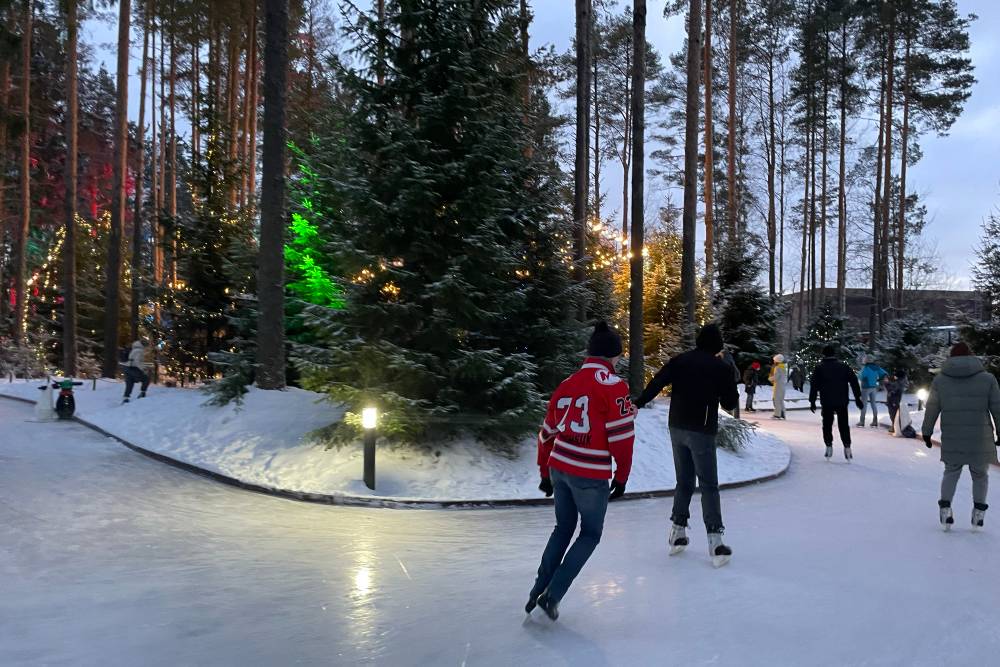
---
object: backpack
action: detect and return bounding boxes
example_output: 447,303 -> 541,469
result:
902,424 -> 917,439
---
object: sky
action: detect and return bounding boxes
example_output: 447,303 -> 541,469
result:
82,0 -> 999,289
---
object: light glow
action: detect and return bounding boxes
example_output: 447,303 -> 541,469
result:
362,407 -> 378,430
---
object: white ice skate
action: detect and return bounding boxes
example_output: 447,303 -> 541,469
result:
668,524 -> 689,556
940,506 -> 954,531
972,507 -> 986,531
708,532 -> 732,568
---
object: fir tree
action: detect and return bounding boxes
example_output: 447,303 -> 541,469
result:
792,300 -> 863,372
972,209 -> 1000,317
295,0 -> 581,444
873,312 -> 941,386
713,240 -> 784,369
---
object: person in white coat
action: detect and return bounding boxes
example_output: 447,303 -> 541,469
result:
770,354 -> 788,420
122,340 -> 150,403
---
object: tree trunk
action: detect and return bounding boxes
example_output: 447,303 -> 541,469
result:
151,11 -> 161,298
896,34 -> 911,306
169,5 -> 177,286
0,59 -> 8,322
726,0 -> 737,241
836,20 -> 848,315
880,7 -> 895,329
798,106 -> 809,332
14,0 -> 31,346
63,0 -> 79,375
681,0 -> 702,327
248,22 -> 259,204
103,0 -> 131,377
628,0 -> 646,389
703,0 -> 714,286
131,1 -> 150,344
592,27 -> 601,223
766,45 -> 776,296
226,19 -> 240,209
871,57 -> 886,343
256,0 -> 290,390
573,0 -> 592,317
808,116 -> 816,312
241,3 -> 255,207
377,0 -> 386,86
779,72 -> 786,297
820,33 -> 829,306
620,46 -> 631,252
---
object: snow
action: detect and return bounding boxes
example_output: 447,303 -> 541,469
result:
0,379 -> 789,502
2,398 -> 999,666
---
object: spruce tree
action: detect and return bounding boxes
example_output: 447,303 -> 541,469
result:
295,0 -> 581,444
874,312 -> 939,386
713,240 -> 784,369
972,210 -> 1000,317
792,300 -> 863,372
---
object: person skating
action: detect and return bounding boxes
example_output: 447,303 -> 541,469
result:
770,354 -> 788,419
790,365 -> 806,393
921,342 -> 1000,531
886,369 -> 909,435
809,345 -> 864,461
742,361 -> 761,413
122,340 -> 150,403
527,322 -> 635,621
857,355 -> 888,428
634,323 -> 740,567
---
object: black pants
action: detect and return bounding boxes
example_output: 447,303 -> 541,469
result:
821,405 -> 851,447
124,366 -> 150,398
745,389 -> 755,411
669,428 -> 723,532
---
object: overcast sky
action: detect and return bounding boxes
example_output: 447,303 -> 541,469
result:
83,0 -> 998,289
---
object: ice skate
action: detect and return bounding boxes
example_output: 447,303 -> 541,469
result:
138,391 -> 146,399
939,502 -> 954,531
825,445 -> 833,460
708,532 -> 732,568
535,592 -> 559,621
524,594 -> 537,615
844,446 -> 853,462
668,524 -> 689,556
973,504 -> 988,531
122,397 -> 130,404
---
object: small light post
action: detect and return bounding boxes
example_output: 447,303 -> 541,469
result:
917,388 -> 929,411
362,407 -> 378,490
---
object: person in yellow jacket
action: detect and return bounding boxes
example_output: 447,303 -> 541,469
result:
770,354 -> 788,420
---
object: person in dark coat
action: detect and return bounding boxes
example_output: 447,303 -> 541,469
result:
742,361 -> 761,412
635,323 -> 740,567
809,345 -> 864,461
722,348 -> 741,419
921,342 -> 1000,530
791,365 -> 806,393
886,369 -> 909,434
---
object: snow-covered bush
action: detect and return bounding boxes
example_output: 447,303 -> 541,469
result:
717,415 -> 756,453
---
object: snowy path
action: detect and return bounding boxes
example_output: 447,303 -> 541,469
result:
1,399 -> 998,666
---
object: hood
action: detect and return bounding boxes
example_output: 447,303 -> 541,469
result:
863,362 -> 879,370
941,355 -> 985,378
695,323 -> 725,355
132,341 -> 144,350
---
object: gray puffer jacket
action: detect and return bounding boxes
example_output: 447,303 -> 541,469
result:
921,356 -> 1000,466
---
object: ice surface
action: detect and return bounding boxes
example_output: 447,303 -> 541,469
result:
0,381 -> 788,501
1,398 -> 998,666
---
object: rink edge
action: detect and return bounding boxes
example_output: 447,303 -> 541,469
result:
1,393 -> 790,510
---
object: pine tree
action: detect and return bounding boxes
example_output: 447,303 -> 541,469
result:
713,239 -> 783,368
294,0 -> 581,445
792,300 -> 862,371
874,312 -> 939,386
973,209 -> 1000,317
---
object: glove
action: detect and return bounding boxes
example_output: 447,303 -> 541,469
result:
632,397 -> 647,409
609,479 -> 627,501
539,477 -> 553,497
855,399 -> 864,411
810,403 -> 817,414
923,435 -> 933,449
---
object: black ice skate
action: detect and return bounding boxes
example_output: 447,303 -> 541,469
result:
825,445 -> 833,460
535,592 -> 559,621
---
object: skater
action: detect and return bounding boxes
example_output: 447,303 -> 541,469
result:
790,365 -> 805,393
858,355 -> 888,428
528,321 -> 635,621
770,354 -> 788,419
742,361 -> 761,413
122,340 -> 150,403
886,369 -> 908,434
809,345 -> 864,461
921,342 -> 1000,531
634,323 -> 740,567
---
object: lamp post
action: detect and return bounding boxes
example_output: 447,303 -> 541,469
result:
362,407 -> 377,490
916,388 -> 928,411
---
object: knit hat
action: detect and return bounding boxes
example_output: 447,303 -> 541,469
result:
751,361 -> 761,370
950,342 -> 973,357
695,323 -> 725,355
773,354 -> 785,364
587,321 -> 623,358
822,344 -> 836,357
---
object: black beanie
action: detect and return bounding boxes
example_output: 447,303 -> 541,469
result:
587,321 -> 623,358
822,344 -> 836,357
695,323 -> 725,354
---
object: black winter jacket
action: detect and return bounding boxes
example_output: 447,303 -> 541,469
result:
635,349 -> 740,435
809,357 -> 862,409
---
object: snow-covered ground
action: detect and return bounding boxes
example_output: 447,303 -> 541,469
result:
0,380 -> 789,502
1,398 -> 997,666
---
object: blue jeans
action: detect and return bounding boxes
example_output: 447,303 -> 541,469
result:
530,468 -> 609,604
859,387 -> 878,425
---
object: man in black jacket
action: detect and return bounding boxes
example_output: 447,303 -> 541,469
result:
809,345 -> 864,461
634,323 -> 740,567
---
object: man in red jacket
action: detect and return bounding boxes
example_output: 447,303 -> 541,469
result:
526,321 -> 635,622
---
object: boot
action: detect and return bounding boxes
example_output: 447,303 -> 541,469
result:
939,500 -> 954,531
138,391 -> 146,399
535,592 -> 559,621
973,502 -> 988,530
668,524 -> 689,556
707,532 -> 732,568
844,446 -> 853,462
825,445 -> 833,460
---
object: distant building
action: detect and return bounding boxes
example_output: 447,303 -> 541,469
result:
781,288 -> 985,343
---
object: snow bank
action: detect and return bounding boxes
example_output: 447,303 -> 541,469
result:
0,378 -> 789,503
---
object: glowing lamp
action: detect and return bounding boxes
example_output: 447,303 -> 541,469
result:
362,407 -> 378,490
917,388 -> 929,411
362,407 -> 378,430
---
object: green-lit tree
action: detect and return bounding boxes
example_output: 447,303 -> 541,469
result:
294,0 -> 582,444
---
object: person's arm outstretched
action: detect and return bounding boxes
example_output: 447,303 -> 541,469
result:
635,359 -> 673,408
